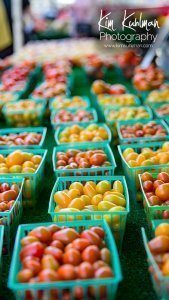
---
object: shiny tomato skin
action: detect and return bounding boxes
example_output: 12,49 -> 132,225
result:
50,240 -> 64,250
82,245 -> 100,263
22,257 -> 41,275
90,227 -> 105,239
93,260 -> 108,271
63,248 -> 81,266
17,268 -> 33,282
143,181 -> 154,193
28,226 -> 51,243
47,224 -> 61,234
155,183 -> 169,201
149,236 -> 169,254
41,254 -> 59,270
58,264 -> 77,280
44,246 -> 63,263
77,262 -> 94,279
52,228 -> 79,245
72,238 -> 91,251
20,242 -> 44,261
21,236 -> 39,247
80,230 -> 101,246
95,266 -> 113,278
39,269 -> 59,282
157,172 -> 169,183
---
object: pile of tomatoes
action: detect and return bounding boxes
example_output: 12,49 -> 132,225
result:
52,109 -> 94,124
17,224 -> 113,291
0,131 -> 42,146
92,80 -> 126,95
0,182 -> 20,212
149,223 -> 169,276
56,149 -> 111,170
116,50 -> 141,78
141,172 -> 169,218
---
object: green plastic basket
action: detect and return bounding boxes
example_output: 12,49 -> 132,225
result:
55,123 -> 112,145
8,220 -> 122,300
118,141 -> 169,201
141,227 -> 169,300
53,142 -> 116,178
51,108 -> 98,130
48,175 -> 129,249
0,177 -> 24,253
0,225 -> 4,276
49,96 -> 91,112
117,119 -> 169,144
0,127 -> 47,149
151,103 -> 169,123
2,99 -> 46,127
0,149 -> 47,207
97,94 -> 141,110
139,173 -> 169,222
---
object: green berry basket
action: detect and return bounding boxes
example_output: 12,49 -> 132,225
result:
48,176 -> 129,249
97,94 -> 141,110
0,149 -> 47,207
54,123 -> 112,146
50,108 -> 98,130
8,219 -> 122,300
0,225 -> 4,277
0,177 -> 24,253
139,173 -> 169,222
52,142 -> 116,177
104,105 -> 153,145
2,99 -> 46,127
49,96 -> 91,112
0,127 -> 47,149
118,141 -> 169,202
151,103 -> 169,124
141,227 -> 169,300
117,119 -> 169,144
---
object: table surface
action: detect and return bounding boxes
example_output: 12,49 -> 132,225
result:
1,67 -> 157,300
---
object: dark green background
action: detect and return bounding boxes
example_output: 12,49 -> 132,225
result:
1,68 -> 157,300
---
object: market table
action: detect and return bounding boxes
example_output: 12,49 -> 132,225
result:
0,67 -> 157,300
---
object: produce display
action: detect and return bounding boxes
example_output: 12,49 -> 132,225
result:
55,149 -> 111,170
146,85 -> 169,103
133,64 -> 165,91
50,96 -> 89,111
121,141 -> 169,167
154,104 -> 169,117
0,92 -> 18,108
0,182 -> 20,212
3,100 -> 45,127
0,131 -> 43,147
51,109 -> 96,124
32,81 -> 67,100
0,62 -> 35,93
116,50 -> 141,78
92,80 -> 126,95
119,120 -> 167,140
82,54 -> 114,79
56,124 -> 110,144
97,94 -> 139,107
106,106 -> 151,122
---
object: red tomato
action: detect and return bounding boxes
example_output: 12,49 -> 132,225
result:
44,246 -> 63,263
77,262 -> 94,279
100,248 -> 111,264
153,180 -> 164,189
81,230 -> 101,246
50,240 -> 64,250
20,242 -> 44,261
143,181 -> 154,193
82,245 -> 100,263
72,238 -> 91,251
149,236 -> 169,254
58,264 -> 77,280
0,183 -> 10,192
141,172 -> 154,182
93,260 -> 108,271
47,224 -> 61,234
155,183 -> 169,201
29,226 -> 51,243
22,257 -> 41,275
17,269 -> 33,282
21,236 -> 39,247
64,243 -> 73,252
63,248 -> 81,266
157,172 -> 169,183
52,228 -> 79,245
95,266 -> 113,278
39,269 -> 59,282
90,227 -> 105,239
89,154 -> 106,166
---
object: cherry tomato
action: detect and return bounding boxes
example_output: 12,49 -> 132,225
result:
141,172 -> 154,182
82,245 -> 100,263
29,226 -> 51,243
20,242 -> 44,261
93,260 -> 108,271
47,224 -> 61,234
17,269 -> 33,282
95,266 -> 113,278
41,254 -> 59,270
90,227 -> 105,239
155,183 -> 169,201
155,223 -> 169,237
157,172 -> 169,183
143,181 -> 154,193
44,246 -> 63,263
58,264 -> 77,280
50,240 -> 64,250
39,269 -> 59,282
52,228 -> 79,245
149,236 -> 169,254
77,262 -> 94,279
100,248 -> 111,264
72,238 -> 91,251
63,248 -> 81,266
153,180 -> 164,189
81,230 -> 101,246
22,257 -> 41,275
21,236 -> 39,247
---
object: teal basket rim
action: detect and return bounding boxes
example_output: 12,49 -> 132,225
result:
0,148 -> 47,176
151,103 -> 169,119
117,119 -> 169,143
118,140 -> 169,170
55,123 -> 112,145
97,94 -> 141,109
8,219 -> 122,290
0,177 -> 24,216
0,127 -> 47,148
151,220 -> 169,231
141,227 -> 169,281
52,142 -> 117,174
139,173 -> 169,210
50,108 -> 98,127
2,99 -> 46,115
0,225 -> 4,258
104,105 -> 153,124
48,175 -> 130,215
49,95 -> 91,111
